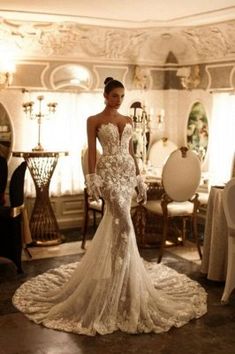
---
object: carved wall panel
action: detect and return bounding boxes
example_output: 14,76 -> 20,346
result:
93,66 -> 129,89
1,18 -> 235,66
12,62 -> 49,89
206,65 -> 235,90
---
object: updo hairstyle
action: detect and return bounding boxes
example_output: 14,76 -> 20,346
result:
104,77 -> 124,94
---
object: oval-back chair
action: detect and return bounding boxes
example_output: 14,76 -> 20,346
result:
143,146 -> 202,263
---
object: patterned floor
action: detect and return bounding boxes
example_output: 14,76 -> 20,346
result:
0,231 -> 235,354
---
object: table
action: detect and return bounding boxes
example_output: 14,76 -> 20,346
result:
12,151 -> 68,246
201,186 -> 228,281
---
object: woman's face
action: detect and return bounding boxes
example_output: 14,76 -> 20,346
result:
105,87 -> 125,109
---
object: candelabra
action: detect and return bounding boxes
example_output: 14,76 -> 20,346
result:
130,101 -> 151,169
22,92 -> 57,151
130,101 -> 166,172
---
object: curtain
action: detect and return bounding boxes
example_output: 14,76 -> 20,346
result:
24,91 -> 104,197
208,93 -> 235,186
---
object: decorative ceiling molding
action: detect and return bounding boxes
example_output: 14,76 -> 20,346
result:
1,18 -> 235,65
0,2 -> 235,27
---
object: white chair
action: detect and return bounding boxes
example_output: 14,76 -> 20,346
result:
81,148 -> 104,249
221,178 -> 235,304
143,146 -> 202,263
148,137 -> 178,175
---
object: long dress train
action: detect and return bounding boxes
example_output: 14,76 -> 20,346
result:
13,122 -> 207,335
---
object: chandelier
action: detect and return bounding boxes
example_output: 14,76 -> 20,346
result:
22,90 -> 57,151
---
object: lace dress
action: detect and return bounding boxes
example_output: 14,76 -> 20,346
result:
13,122 -> 207,336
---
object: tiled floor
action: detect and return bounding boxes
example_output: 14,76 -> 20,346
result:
22,240 -> 87,261
0,240 -> 235,354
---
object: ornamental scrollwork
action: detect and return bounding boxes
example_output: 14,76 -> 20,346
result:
0,19 -> 235,64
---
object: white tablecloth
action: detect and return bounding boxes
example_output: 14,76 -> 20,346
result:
201,187 -> 228,281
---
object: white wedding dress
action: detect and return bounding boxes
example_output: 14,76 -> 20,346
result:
13,122 -> 207,336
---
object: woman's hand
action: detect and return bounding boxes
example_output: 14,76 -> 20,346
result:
85,173 -> 103,202
136,175 -> 147,204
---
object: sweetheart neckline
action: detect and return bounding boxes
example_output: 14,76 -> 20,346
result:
97,122 -> 132,144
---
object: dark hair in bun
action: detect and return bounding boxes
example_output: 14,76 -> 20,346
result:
104,77 -> 124,94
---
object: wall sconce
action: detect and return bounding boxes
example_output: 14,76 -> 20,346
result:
0,59 -> 16,89
176,65 -> 200,90
22,90 -> 57,151
156,109 -> 165,133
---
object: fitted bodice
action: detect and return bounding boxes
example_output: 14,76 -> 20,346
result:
96,122 -> 136,196
97,122 -> 132,156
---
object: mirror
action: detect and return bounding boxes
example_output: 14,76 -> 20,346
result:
187,101 -> 209,161
0,103 -> 12,160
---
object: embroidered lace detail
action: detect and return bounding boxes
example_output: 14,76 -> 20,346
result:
13,261 -> 207,336
12,122 -> 207,336
97,122 -> 132,156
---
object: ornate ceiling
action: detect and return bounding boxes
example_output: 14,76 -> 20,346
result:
0,1 -> 235,66
1,0 -> 235,26
0,19 -> 235,65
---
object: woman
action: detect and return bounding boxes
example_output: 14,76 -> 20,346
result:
13,77 -> 207,336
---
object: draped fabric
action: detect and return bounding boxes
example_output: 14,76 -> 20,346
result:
208,93 -> 235,187
24,91 -> 104,197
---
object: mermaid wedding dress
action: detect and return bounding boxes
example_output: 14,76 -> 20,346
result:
13,122 -> 207,335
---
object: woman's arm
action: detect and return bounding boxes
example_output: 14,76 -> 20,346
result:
87,117 -> 97,174
129,138 -> 140,176
127,116 -> 140,176
86,117 -> 103,201
128,118 -> 147,203
129,137 -> 147,203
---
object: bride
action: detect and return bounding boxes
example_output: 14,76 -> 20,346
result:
13,77 -> 207,336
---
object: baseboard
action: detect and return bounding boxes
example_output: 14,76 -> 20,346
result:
25,193 -> 85,230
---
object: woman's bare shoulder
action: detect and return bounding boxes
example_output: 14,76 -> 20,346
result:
87,114 -> 102,127
120,114 -> 133,126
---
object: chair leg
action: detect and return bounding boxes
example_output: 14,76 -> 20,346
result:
13,218 -> 24,273
81,208 -> 89,249
182,217 -> 187,245
192,214 -> 202,259
158,216 -> 168,263
135,205 -> 147,248
93,210 -> 96,229
17,264 -> 23,274
24,247 -> 32,258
